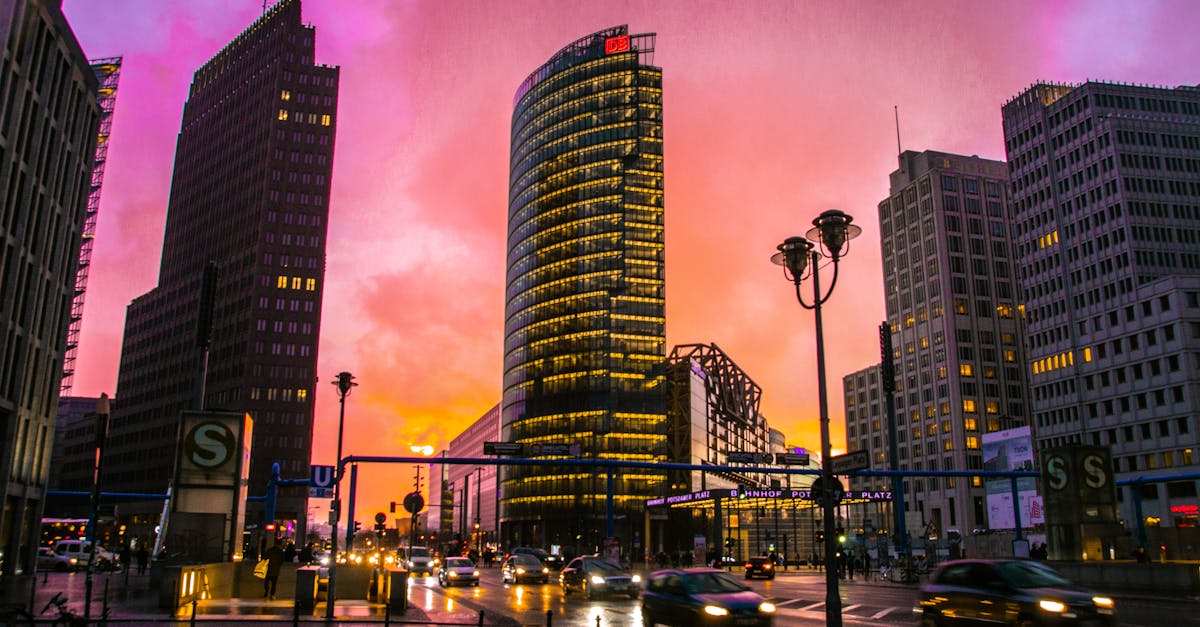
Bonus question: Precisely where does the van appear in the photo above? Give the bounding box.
[397,546,434,575]
[53,539,114,569]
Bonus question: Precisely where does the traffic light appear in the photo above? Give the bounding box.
[265,523,276,532]
[836,527,846,544]
[725,537,734,548]
[390,501,396,513]
[814,530,824,543]
[353,521,361,534]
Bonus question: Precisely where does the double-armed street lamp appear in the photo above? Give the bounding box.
[771,209,861,627]
[326,371,357,620]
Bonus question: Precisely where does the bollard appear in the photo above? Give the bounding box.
[190,596,198,626]
[103,578,110,620]
[385,597,390,626]
[546,609,553,626]
[293,599,300,627]
[478,609,484,626]
[596,615,602,627]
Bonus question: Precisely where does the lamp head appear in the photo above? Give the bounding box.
[333,371,357,396]
[806,209,861,260]
[771,236,815,284]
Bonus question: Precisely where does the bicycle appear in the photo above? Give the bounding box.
[41,592,93,627]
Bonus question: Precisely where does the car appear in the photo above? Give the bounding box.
[743,556,775,580]
[560,556,641,599]
[501,553,549,584]
[437,556,480,587]
[916,559,1117,627]
[397,546,435,576]
[641,568,775,626]
[37,547,77,572]
[52,540,114,570]
[510,546,564,570]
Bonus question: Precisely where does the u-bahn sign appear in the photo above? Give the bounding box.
[1039,446,1119,561]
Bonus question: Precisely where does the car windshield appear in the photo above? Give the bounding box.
[408,548,431,558]
[445,558,472,568]
[997,561,1071,588]
[682,571,748,594]
[513,555,541,566]
[584,559,622,573]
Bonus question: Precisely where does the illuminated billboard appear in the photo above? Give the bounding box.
[983,426,1043,529]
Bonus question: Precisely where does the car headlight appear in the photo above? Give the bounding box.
[320,557,329,566]
[1092,596,1114,608]
[69,558,78,565]
[448,571,458,578]
[591,575,606,585]
[1038,599,1067,613]
[631,574,641,583]
[542,567,549,574]
[472,570,479,577]
[517,567,526,575]
[764,563,773,569]
[759,602,777,614]
[703,605,729,617]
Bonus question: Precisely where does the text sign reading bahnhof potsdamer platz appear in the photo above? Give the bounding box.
[646,488,894,509]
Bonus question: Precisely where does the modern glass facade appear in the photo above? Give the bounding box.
[502,26,666,550]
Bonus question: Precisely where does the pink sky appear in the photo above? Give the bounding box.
[61,0,1198,516]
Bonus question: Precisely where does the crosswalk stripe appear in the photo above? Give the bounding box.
[871,607,900,619]
[843,604,862,612]
[774,598,806,607]
[800,602,825,611]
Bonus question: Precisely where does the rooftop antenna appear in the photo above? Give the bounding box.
[894,105,903,157]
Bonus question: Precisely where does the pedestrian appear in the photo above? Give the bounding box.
[283,541,296,563]
[298,543,313,565]
[136,545,149,575]
[119,544,132,572]
[846,551,855,580]
[263,539,284,600]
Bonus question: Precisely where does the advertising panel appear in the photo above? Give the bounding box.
[983,426,1043,529]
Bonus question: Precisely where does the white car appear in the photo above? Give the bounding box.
[52,539,115,569]
[37,547,77,572]
[437,557,480,587]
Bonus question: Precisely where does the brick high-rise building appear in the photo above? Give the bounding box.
[873,150,1031,537]
[106,0,338,543]
[0,0,100,587]
[1002,81,1200,530]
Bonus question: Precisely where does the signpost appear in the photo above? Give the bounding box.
[309,465,335,498]
[726,452,774,464]
[830,450,870,475]
[777,452,811,466]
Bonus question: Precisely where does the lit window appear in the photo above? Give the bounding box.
[297,389,308,402]
[938,366,947,379]
[997,304,1014,318]
[944,440,954,451]
[281,90,291,101]
[305,278,316,291]
[1004,350,1016,362]
[960,363,974,377]
[1083,347,1093,362]
[277,276,287,288]
[940,402,950,415]
[971,476,982,487]
[321,114,331,126]
[963,399,977,413]
[986,401,999,414]
[964,418,977,431]
[278,109,288,121]
[955,299,968,314]
[292,277,302,290]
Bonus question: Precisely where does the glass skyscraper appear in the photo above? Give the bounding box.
[502,26,666,549]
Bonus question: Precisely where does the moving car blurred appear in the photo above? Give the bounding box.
[509,546,564,570]
[37,547,76,572]
[642,568,775,626]
[501,553,549,584]
[437,556,480,587]
[398,546,435,576]
[52,539,114,570]
[743,556,775,580]
[916,559,1116,626]
[560,556,641,599]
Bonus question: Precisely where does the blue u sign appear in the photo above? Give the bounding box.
[310,465,336,489]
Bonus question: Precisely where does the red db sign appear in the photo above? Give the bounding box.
[605,35,630,55]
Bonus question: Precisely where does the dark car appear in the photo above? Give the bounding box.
[501,553,549,584]
[437,556,479,587]
[560,556,641,599]
[511,546,564,570]
[743,556,775,580]
[642,568,775,626]
[916,559,1116,627]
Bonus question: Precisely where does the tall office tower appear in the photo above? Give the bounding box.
[0,0,100,585]
[106,0,338,540]
[503,26,666,549]
[878,150,1031,538]
[60,57,121,396]
[1002,82,1200,529]
[843,364,888,495]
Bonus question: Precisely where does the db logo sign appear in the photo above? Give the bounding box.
[183,421,236,469]
[605,35,630,55]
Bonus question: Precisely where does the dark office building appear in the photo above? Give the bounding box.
[1002,81,1200,531]
[106,0,338,545]
[502,26,666,550]
[0,0,100,586]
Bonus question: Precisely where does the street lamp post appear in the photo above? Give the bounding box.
[325,371,357,620]
[84,393,111,622]
[772,209,861,627]
[474,467,483,557]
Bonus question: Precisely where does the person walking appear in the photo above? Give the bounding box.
[263,539,284,600]
[135,545,149,575]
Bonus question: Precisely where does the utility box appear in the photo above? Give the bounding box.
[295,566,319,611]
[386,568,408,612]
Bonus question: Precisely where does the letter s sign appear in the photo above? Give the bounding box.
[1082,454,1108,489]
[1045,455,1068,491]
[184,421,235,469]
